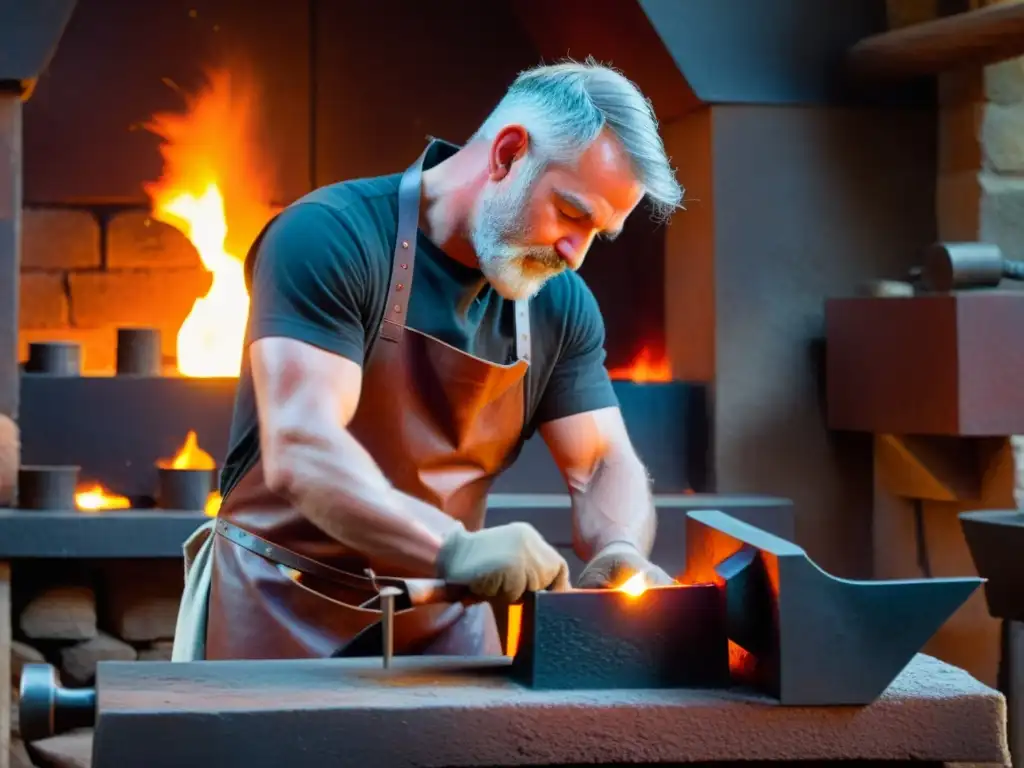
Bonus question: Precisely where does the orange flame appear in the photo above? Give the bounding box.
[617,571,649,597]
[158,431,222,515]
[608,347,672,383]
[205,491,222,517]
[142,67,275,377]
[75,483,130,512]
[158,430,217,471]
[506,605,523,658]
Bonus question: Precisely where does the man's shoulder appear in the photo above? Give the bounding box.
[532,269,603,326]
[285,173,401,234]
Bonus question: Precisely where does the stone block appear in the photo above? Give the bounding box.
[102,561,182,642]
[10,640,44,685]
[67,269,211,354]
[980,173,1024,261]
[939,102,982,174]
[29,729,92,768]
[19,272,68,329]
[17,327,117,376]
[981,102,1024,172]
[936,170,981,240]
[106,210,201,270]
[10,686,18,738]
[59,631,137,686]
[19,586,97,641]
[0,413,17,507]
[9,738,32,768]
[21,208,101,270]
[986,56,1024,104]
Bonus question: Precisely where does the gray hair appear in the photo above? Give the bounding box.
[473,58,684,222]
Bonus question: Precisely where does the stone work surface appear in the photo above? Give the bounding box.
[7,560,184,766]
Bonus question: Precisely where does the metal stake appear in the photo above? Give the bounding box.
[379,586,402,669]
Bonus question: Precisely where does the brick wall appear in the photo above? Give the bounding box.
[19,207,212,375]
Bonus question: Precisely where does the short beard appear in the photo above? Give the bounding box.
[470,154,565,301]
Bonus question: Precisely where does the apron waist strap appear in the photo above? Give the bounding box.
[215,518,382,596]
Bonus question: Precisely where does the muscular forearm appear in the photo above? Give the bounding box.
[265,425,463,577]
[569,450,656,562]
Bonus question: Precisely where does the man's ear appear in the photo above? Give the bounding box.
[488,125,529,181]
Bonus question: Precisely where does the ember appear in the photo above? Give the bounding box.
[608,346,672,383]
[617,571,649,597]
[74,483,130,512]
[143,67,275,378]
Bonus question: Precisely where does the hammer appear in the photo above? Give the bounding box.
[920,242,1024,292]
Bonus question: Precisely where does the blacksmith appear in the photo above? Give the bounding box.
[176,59,684,661]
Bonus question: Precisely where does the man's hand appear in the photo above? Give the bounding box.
[577,541,675,590]
[437,522,571,603]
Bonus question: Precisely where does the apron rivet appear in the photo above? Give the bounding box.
[396,283,404,291]
[401,240,409,249]
[400,263,408,270]
[393,304,401,313]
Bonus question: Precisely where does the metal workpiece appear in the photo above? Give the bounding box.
[512,583,729,690]
[683,509,983,705]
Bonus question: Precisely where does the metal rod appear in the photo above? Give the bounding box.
[379,586,401,669]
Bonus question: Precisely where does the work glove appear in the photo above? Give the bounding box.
[577,541,676,590]
[437,522,571,603]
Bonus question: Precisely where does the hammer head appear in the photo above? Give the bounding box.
[923,242,1004,292]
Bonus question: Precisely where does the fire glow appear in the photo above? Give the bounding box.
[75,483,130,512]
[142,67,275,378]
[608,347,672,383]
[158,430,223,516]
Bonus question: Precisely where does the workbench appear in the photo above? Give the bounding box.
[1,495,794,768]
[31,654,1009,768]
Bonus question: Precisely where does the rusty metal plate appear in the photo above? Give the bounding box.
[512,583,729,690]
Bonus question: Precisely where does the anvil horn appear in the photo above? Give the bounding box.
[684,509,982,706]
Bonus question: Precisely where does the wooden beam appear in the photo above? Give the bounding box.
[848,1,1024,81]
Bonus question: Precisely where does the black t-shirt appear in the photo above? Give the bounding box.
[219,142,619,497]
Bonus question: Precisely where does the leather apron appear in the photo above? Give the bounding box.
[205,142,532,660]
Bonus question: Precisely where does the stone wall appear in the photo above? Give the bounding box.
[872,0,1024,688]
[18,207,211,375]
[8,560,182,766]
